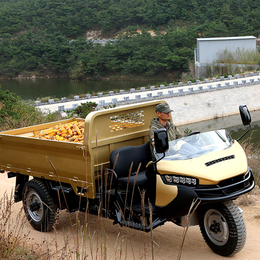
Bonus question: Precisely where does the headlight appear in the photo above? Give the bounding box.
[163,175,198,186]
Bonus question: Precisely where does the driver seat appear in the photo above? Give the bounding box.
[110,142,152,188]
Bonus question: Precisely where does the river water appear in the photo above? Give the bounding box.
[0,78,260,143]
[179,110,260,144]
[0,78,160,100]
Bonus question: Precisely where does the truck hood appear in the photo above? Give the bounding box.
[156,141,248,185]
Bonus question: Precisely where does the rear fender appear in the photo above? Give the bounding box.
[14,173,29,202]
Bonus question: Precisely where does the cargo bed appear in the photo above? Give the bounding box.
[0,101,162,198]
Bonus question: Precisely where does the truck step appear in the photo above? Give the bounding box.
[114,210,166,232]
[50,184,73,194]
[125,220,146,230]
[131,203,155,214]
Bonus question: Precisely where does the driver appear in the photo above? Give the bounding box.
[149,102,183,159]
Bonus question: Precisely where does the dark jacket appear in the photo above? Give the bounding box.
[148,118,183,159]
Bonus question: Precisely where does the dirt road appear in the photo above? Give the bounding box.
[1,174,260,260]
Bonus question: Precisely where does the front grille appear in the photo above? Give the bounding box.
[194,168,254,201]
[205,155,235,166]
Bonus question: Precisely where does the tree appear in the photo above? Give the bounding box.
[220,4,233,28]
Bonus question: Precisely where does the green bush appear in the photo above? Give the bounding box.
[0,88,58,131]
[72,102,98,118]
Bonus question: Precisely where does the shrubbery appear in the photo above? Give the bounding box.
[0,88,58,131]
[72,101,98,118]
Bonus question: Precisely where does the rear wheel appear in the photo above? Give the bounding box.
[23,179,56,232]
[199,200,246,256]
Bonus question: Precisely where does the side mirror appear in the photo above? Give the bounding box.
[239,104,251,126]
[236,105,252,142]
[154,128,169,153]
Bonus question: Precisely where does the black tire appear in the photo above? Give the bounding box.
[23,179,56,232]
[199,200,246,256]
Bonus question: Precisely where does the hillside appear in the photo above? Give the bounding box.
[1,0,259,38]
[0,0,259,79]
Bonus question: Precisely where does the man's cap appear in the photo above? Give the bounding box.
[155,103,173,113]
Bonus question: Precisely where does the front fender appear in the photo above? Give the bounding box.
[155,174,178,207]
[155,175,198,219]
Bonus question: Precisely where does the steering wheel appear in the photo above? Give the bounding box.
[186,131,200,136]
[186,131,201,145]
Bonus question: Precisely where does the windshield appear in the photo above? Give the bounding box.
[154,130,233,161]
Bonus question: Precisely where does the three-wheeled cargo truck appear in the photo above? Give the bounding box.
[0,100,255,257]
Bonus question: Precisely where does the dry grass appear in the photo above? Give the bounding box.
[216,48,260,65]
[240,134,260,187]
[236,134,260,206]
[0,191,38,259]
[0,193,138,259]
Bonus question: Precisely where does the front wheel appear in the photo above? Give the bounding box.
[199,201,246,256]
[23,179,56,232]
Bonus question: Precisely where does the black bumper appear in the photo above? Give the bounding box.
[155,168,254,219]
[194,167,255,202]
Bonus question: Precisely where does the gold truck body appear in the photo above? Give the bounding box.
[0,100,162,199]
[0,101,255,257]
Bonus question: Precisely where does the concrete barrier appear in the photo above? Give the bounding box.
[36,73,260,117]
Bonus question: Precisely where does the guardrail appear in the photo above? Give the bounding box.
[35,71,260,113]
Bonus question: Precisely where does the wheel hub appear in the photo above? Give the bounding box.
[26,190,44,222]
[210,220,221,233]
[204,209,229,246]
[30,201,41,211]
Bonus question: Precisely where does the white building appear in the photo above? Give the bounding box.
[194,36,257,78]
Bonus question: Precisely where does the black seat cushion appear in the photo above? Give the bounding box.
[110,142,152,187]
[118,171,148,186]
